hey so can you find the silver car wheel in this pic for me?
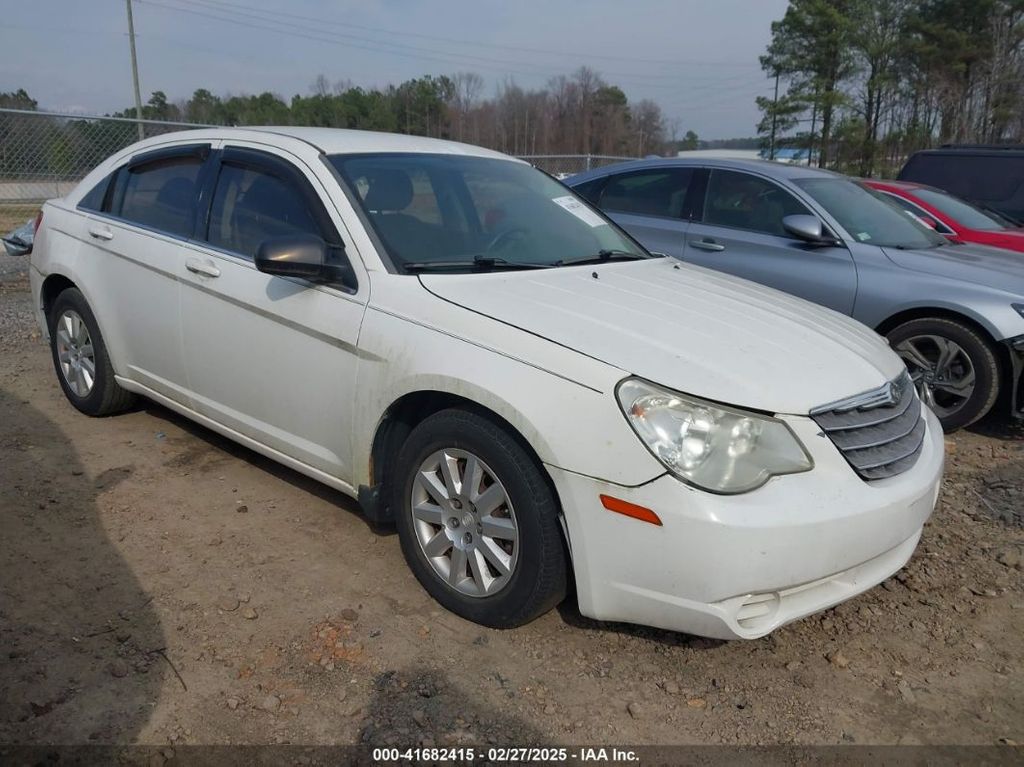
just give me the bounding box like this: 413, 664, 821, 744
55, 309, 96, 398
410, 448, 519, 598
895, 334, 976, 419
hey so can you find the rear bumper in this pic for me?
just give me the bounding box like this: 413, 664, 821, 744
548, 408, 944, 640
28, 264, 48, 338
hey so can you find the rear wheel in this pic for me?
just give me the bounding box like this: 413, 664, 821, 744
887, 317, 999, 432
48, 288, 135, 416
392, 408, 567, 628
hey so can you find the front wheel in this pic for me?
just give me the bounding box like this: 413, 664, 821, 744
887, 317, 1000, 432
392, 408, 567, 628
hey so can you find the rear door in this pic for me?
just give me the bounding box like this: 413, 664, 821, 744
77, 143, 210, 402
179, 142, 367, 481
588, 167, 695, 258
683, 168, 858, 314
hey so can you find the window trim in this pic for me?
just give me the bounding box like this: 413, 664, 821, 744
698, 167, 816, 239
596, 167, 695, 222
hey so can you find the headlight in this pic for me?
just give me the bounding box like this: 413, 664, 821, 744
617, 379, 813, 494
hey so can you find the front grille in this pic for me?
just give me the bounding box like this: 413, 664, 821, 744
810, 372, 926, 481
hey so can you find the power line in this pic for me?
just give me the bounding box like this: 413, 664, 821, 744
179, 0, 764, 69
135, 0, 763, 90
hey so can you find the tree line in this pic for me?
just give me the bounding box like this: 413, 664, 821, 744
0, 68, 674, 180
759, 0, 1024, 176
108, 68, 669, 158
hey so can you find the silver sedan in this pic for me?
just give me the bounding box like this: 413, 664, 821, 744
569, 158, 1024, 431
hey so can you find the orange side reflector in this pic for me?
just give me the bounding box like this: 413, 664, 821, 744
599, 494, 662, 526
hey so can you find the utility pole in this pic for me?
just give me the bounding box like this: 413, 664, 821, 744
126, 0, 144, 141
770, 71, 782, 161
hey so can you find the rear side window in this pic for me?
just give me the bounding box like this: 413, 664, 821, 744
703, 170, 810, 236
114, 157, 203, 237
207, 164, 323, 259
78, 171, 115, 212
598, 169, 693, 219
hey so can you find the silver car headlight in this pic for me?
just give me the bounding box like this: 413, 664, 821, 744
617, 379, 813, 494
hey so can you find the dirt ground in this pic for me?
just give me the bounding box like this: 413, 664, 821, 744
0, 260, 1021, 749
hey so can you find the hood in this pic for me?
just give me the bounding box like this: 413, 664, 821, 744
420, 258, 903, 415
883, 242, 1024, 293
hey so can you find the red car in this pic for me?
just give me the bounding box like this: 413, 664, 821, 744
864, 179, 1024, 252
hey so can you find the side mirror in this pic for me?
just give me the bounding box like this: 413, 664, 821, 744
783, 214, 832, 245
255, 234, 355, 289
256, 232, 342, 279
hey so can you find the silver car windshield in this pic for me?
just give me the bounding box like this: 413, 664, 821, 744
795, 178, 947, 250
330, 153, 649, 272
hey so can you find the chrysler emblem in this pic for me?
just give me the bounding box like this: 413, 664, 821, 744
885, 381, 902, 406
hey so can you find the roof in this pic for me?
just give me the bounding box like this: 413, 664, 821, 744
674, 149, 761, 160
912, 145, 1024, 156
570, 156, 841, 184
123, 126, 516, 160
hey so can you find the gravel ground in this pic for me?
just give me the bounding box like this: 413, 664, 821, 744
0, 273, 1021, 749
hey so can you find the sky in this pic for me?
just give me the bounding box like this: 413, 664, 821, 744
1, 0, 790, 139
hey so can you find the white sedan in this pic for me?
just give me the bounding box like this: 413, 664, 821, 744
29, 127, 944, 639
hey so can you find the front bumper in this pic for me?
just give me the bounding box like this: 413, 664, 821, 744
548, 407, 944, 640
1005, 336, 1024, 418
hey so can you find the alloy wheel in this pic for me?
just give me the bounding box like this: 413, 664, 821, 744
410, 448, 519, 598
55, 309, 96, 398
895, 334, 976, 419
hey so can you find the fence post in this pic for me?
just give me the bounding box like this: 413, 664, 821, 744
586, 154, 592, 171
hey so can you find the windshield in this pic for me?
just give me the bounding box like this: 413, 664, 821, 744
912, 187, 1008, 231
329, 153, 648, 271
794, 178, 947, 249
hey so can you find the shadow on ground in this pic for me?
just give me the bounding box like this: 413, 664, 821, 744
0, 388, 164, 743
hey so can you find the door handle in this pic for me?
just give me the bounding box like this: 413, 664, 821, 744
690, 239, 725, 252
185, 258, 221, 278
88, 226, 113, 241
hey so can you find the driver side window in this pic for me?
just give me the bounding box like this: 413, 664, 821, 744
704, 170, 810, 237
207, 163, 323, 259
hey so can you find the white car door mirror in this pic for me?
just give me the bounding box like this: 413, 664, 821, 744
255, 234, 330, 281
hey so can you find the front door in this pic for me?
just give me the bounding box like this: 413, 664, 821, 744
179, 144, 366, 481
684, 169, 857, 314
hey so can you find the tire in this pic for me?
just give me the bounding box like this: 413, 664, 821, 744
392, 408, 568, 628
887, 317, 1000, 432
48, 287, 135, 417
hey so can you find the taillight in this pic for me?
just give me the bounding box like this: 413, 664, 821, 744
33, 209, 43, 234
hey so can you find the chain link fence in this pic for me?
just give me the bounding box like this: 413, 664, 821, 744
0, 108, 637, 206
0, 108, 217, 205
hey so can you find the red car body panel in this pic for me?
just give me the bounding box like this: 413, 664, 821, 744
865, 179, 1024, 253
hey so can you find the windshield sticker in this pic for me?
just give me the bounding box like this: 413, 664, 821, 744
856, 232, 872, 241
552, 195, 607, 228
